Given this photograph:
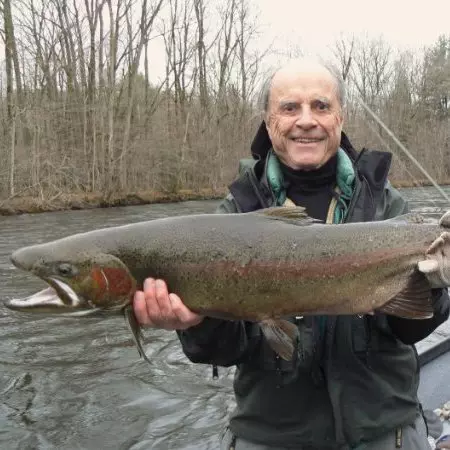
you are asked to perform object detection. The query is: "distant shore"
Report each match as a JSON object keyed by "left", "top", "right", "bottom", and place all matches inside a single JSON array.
[
  {"left": 0, "top": 189, "right": 227, "bottom": 216},
  {"left": 0, "top": 180, "right": 448, "bottom": 216}
]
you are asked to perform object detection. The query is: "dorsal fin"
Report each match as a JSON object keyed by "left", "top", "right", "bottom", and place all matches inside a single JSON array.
[{"left": 254, "top": 206, "right": 320, "bottom": 226}]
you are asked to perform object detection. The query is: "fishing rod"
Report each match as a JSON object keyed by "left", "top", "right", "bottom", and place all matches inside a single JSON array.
[
  {"left": 356, "top": 96, "right": 450, "bottom": 203},
  {"left": 343, "top": 65, "right": 449, "bottom": 204}
]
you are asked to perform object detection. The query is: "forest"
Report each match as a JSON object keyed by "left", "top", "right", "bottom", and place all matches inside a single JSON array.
[{"left": 0, "top": 0, "right": 449, "bottom": 213}]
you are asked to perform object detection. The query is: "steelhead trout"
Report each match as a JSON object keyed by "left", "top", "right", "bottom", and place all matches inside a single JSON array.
[{"left": 5, "top": 207, "right": 450, "bottom": 361}]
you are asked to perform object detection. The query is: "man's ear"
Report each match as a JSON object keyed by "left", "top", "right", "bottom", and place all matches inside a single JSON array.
[
  {"left": 265, "top": 117, "right": 272, "bottom": 140},
  {"left": 337, "top": 110, "right": 344, "bottom": 128}
]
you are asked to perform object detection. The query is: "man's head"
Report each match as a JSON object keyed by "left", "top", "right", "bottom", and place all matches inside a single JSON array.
[{"left": 261, "top": 58, "right": 345, "bottom": 171}]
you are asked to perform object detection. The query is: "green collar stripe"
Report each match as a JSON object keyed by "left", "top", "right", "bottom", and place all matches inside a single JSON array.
[{"left": 266, "top": 148, "right": 356, "bottom": 223}]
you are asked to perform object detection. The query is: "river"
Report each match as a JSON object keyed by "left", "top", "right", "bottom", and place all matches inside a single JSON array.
[{"left": 0, "top": 187, "right": 449, "bottom": 450}]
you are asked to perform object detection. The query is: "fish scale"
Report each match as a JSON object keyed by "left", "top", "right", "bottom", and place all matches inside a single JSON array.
[{"left": 5, "top": 207, "right": 450, "bottom": 362}]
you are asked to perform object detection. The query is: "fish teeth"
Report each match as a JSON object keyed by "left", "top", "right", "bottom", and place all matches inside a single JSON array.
[
  {"left": 51, "top": 278, "right": 81, "bottom": 307},
  {"left": 7, "top": 287, "right": 64, "bottom": 308},
  {"left": 59, "top": 309, "right": 100, "bottom": 317}
]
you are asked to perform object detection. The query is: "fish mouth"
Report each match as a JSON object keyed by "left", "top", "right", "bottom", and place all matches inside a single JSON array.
[{"left": 5, "top": 278, "right": 97, "bottom": 316}]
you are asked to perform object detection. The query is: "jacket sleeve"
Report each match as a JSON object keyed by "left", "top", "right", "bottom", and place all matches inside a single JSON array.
[
  {"left": 380, "top": 183, "right": 450, "bottom": 343},
  {"left": 177, "top": 193, "right": 261, "bottom": 367},
  {"left": 177, "top": 318, "right": 261, "bottom": 366}
]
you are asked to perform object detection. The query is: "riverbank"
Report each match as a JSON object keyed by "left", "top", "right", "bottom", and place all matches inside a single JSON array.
[
  {"left": 0, "top": 179, "right": 449, "bottom": 216},
  {"left": 0, "top": 188, "right": 227, "bottom": 216}
]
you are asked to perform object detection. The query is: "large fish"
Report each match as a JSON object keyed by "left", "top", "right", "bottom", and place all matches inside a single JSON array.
[{"left": 5, "top": 207, "right": 450, "bottom": 361}]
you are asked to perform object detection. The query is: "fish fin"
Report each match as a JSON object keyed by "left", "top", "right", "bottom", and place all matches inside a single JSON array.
[
  {"left": 419, "top": 232, "right": 450, "bottom": 287},
  {"left": 377, "top": 270, "right": 434, "bottom": 319},
  {"left": 255, "top": 206, "right": 320, "bottom": 225},
  {"left": 124, "top": 305, "right": 152, "bottom": 364},
  {"left": 439, "top": 211, "right": 450, "bottom": 228},
  {"left": 260, "top": 319, "right": 299, "bottom": 361}
]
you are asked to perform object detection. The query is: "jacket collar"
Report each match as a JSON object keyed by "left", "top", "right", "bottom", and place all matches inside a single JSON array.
[{"left": 230, "top": 123, "right": 393, "bottom": 219}]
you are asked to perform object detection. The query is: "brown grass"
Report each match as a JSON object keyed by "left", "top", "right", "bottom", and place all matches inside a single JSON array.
[
  {"left": 1, "top": 179, "right": 449, "bottom": 216},
  {"left": 0, "top": 188, "right": 227, "bottom": 216}
]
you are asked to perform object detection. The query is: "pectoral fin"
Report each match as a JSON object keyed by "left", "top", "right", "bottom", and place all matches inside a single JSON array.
[
  {"left": 260, "top": 319, "right": 299, "bottom": 361},
  {"left": 377, "top": 270, "right": 434, "bottom": 319},
  {"left": 124, "top": 305, "right": 151, "bottom": 364}
]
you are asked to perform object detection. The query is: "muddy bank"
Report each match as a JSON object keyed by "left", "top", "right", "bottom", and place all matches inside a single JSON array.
[
  {"left": 0, "top": 189, "right": 227, "bottom": 216},
  {"left": 0, "top": 179, "right": 449, "bottom": 216}
]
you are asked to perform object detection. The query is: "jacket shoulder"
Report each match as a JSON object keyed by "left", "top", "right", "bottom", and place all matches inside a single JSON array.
[
  {"left": 238, "top": 158, "right": 257, "bottom": 175},
  {"left": 216, "top": 194, "right": 239, "bottom": 213},
  {"left": 215, "top": 158, "right": 259, "bottom": 214},
  {"left": 375, "top": 181, "right": 409, "bottom": 220}
]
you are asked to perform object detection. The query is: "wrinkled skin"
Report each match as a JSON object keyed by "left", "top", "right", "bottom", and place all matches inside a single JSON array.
[{"left": 265, "top": 60, "right": 344, "bottom": 171}]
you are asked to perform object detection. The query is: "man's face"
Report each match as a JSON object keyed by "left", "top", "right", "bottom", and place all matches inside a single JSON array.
[{"left": 265, "top": 64, "right": 344, "bottom": 171}]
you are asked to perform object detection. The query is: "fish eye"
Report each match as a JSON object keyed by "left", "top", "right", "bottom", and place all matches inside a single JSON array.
[{"left": 57, "top": 263, "right": 77, "bottom": 277}]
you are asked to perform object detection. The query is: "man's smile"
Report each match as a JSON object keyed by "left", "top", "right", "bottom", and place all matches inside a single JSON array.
[{"left": 290, "top": 137, "right": 324, "bottom": 143}]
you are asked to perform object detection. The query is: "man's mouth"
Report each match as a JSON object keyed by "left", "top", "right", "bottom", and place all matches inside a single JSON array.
[{"left": 291, "top": 137, "right": 324, "bottom": 143}]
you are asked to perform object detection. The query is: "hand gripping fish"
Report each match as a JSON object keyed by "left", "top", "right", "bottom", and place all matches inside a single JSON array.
[{"left": 5, "top": 207, "right": 450, "bottom": 362}]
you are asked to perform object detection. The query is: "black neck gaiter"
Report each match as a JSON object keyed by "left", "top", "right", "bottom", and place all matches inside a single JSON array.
[{"left": 280, "top": 154, "right": 338, "bottom": 221}]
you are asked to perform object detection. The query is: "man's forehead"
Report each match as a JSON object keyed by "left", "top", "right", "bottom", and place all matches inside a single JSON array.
[{"left": 270, "top": 61, "right": 338, "bottom": 99}]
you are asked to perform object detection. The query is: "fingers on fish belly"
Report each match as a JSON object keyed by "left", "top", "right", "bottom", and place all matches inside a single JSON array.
[{"left": 419, "top": 232, "right": 450, "bottom": 287}]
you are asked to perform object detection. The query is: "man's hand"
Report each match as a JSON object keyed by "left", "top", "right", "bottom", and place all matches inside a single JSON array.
[{"left": 133, "top": 278, "right": 204, "bottom": 330}]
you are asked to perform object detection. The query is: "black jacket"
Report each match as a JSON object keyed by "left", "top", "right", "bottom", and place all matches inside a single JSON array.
[{"left": 177, "top": 128, "right": 449, "bottom": 448}]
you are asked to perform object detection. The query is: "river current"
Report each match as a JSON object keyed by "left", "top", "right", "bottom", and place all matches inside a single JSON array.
[{"left": 0, "top": 188, "right": 449, "bottom": 449}]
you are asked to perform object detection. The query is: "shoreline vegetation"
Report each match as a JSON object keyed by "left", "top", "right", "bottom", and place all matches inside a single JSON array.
[
  {"left": 0, "top": 188, "right": 227, "bottom": 216},
  {"left": 1, "top": 4, "right": 448, "bottom": 219},
  {"left": 2, "top": 3, "right": 449, "bottom": 217},
  {"left": 1, "top": 180, "right": 449, "bottom": 216}
]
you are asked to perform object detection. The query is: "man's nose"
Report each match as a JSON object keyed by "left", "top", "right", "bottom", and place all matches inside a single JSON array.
[{"left": 294, "top": 107, "right": 316, "bottom": 128}]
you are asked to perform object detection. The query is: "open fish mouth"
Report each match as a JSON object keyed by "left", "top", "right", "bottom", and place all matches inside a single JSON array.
[{"left": 5, "top": 278, "right": 96, "bottom": 316}]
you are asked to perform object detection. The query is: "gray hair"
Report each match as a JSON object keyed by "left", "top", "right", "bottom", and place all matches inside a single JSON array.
[{"left": 259, "top": 59, "right": 347, "bottom": 113}]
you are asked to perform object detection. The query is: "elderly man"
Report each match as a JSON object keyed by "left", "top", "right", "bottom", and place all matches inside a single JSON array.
[{"left": 133, "top": 59, "right": 449, "bottom": 449}]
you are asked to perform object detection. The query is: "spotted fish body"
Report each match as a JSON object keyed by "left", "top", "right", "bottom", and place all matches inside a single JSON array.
[{"left": 5, "top": 208, "right": 450, "bottom": 361}]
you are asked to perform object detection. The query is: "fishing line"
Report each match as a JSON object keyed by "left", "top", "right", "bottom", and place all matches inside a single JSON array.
[
  {"left": 364, "top": 120, "right": 441, "bottom": 211},
  {"left": 343, "top": 67, "right": 449, "bottom": 205},
  {"left": 356, "top": 95, "right": 450, "bottom": 204}
]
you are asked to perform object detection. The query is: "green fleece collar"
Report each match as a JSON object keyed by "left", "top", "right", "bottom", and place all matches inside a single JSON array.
[
  {"left": 266, "top": 148, "right": 356, "bottom": 223},
  {"left": 336, "top": 148, "right": 355, "bottom": 198},
  {"left": 334, "top": 148, "right": 356, "bottom": 223},
  {"left": 266, "top": 150, "right": 286, "bottom": 206}
]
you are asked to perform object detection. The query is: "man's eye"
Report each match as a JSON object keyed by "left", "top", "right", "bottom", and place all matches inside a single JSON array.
[
  {"left": 314, "top": 101, "right": 330, "bottom": 111},
  {"left": 282, "top": 104, "right": 297, "bottom": 113}
]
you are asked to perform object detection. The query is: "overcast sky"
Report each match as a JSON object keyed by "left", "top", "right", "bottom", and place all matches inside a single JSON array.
[
  {"left": 253, "top": 0, "right": 450, "bottom": 54},
  {"left": 145, "top": 0, "right": 449, "bottom": 83}
]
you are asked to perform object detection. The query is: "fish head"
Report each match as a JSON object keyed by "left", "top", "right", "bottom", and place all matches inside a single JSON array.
[{"left": 6, "top": 242, "right": 136, "bottom": 315}]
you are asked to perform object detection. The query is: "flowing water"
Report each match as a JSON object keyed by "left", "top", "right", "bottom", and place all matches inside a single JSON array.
[{"left": 0, "top": 189, "right": 449, "bottom": 450}]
